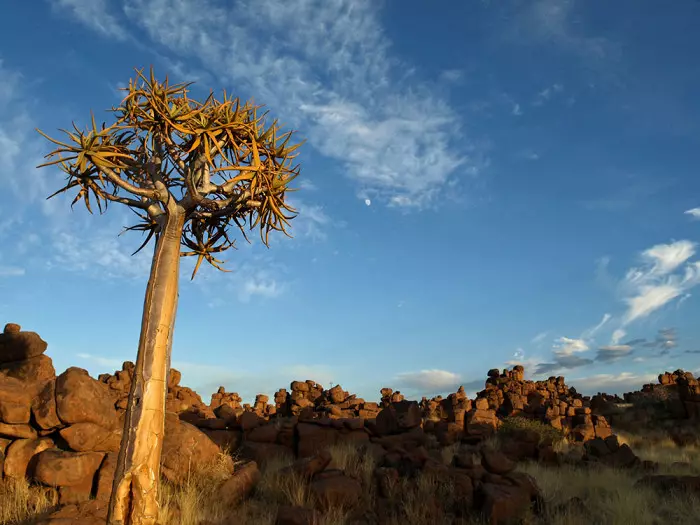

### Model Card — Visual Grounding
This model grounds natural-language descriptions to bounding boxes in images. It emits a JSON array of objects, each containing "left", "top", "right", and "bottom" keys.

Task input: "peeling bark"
[{"left": 107, "top": 210, "right": 185, "bottom": 525}]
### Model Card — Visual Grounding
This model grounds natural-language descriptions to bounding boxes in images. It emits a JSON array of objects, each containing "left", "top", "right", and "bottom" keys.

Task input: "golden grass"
[
  {"left": 0, "top": 477, "right": 57, "bottom": 525},
  {"left": 2, "top": 424, "right": 700, "bottom": 525}
]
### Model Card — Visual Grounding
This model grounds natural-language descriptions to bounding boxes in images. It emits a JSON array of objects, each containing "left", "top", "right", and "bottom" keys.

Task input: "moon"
[{"left": 364, "top": 199, "right": 371, "bottom": 206}]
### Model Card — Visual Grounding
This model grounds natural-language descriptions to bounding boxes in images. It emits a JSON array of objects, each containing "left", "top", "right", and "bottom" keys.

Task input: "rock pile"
[
  {"left": 590, "top": 370, "right": 700, "bottom": 440},
  {"left": 0, "top": 324, "right": 222, "bottom": 510},
  {"left": 5, "top": 320, "right": 690, "bottom": 524}
]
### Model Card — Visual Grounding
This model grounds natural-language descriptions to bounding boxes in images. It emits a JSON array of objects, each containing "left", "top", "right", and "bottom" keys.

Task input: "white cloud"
[
  {"left": 512, "top": 103, "right": 522, "bottom": 116},
  {"left": 531, "top": 331, "right": 549, "bottom": 344},
  {"left": 394, "top": 369, "right": 463, "bottom": 393},
  {"left": 518, "top": 0, "right": 618, "bottom": 65},
  {"left": 239, "top": 274, "right": 284, "bottom": 302},
  {"left": 76, "top": 352, "right": 125, "bottom": 369},
  {"left": 90, "top": 0, "right": 483, "bottom": 210},
  {"left": 568, "top": 372, "right": 657, "bottom": 396},
  {"left": 439, "top": 69, "right": 463, "bottom": 83},
  {"left": 285, "top": 198, "right": 332, "bottom": 242},
  {"left": 533, "top": 83, "right": 564, "bottom": 106},
  {"left": 684, "top": 207, "right": 700, "bottom": 219},
  {"left": 47, "top": 224, "right": 153, "bottom": 280},
  {"left": 52, "top": 0, "right": 125, "bottom": 39},
  {"left": 596, "top": 345, "right": 633, "bottom": 362},
  {"left": 581, "top": 313, "right": 611, "bottom": 339},
  {"left": 620, "top": 240, "right": 700, "bottom": 325},
  {"left": 610, "top": 329, "right": 626, "bottom": 345},
  {"left": 0, "top": 266, "right": 25, "bottom": 277},
  {"left": 553, "top": 336, "right": 589, "bottom": 355}
]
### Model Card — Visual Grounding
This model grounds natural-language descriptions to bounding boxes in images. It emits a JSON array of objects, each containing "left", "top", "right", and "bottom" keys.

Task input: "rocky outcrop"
[{"left": 4, "top": 320, "right": 688, "bottom": 524}]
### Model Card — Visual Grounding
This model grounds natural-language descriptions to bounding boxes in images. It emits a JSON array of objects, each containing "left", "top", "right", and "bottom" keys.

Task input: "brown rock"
[
  {"left": 375, "top": 400, "right": 422, "bottom": 435},
  {"left": 477, "top": 482, "right": 533, "bottom": 524},
  {"left": 239, "top": 441, "right": 293, "bottom": 464},
  {"left": 161, "top": 412, "right": 221, "bottom": 484},
  {"left": 0, "top": 326, "right": 48, "bottom": 362},
  {"left": 95, "top": 452, "right": 117, "bottom": 501},
  {"left": 247, "top": 423, "right": 279, "bottom": 443},
  {"left": 0, "top": 355, "right": 55, "bottom": 394},
  {"left": 309, "top": 472, "right": 362, "bottom": 509},
  {"left": 33, "top": 449, "right": 105, "bottom": 487},
  {"left": 286, "top": 449, "right": 332, "bottom": 479},
  {"left": 55, "top": 368, "right": 118, "bottom": 429},
  {"left": 0, "top": 374, "right": 31, "bottom": 423},
  {"left": 59, "top": 475, "right": 94, "bottom": 505},
  {"left": 217, "top": 460, "right": 260, "bottom": 505},
  {"left": 59, "top": 423, "right": 122, "bottom": 452},
  {"left": 297, "top": 422, "right": 338, "bottom": 458},
  {"left": 32, "top": 379, "right": 62, "bottom": 430},
  {"left": 0, "top": 422, "right": 37, "bottom": 439},
  {"left": 3, "top": 437, "right": 53, "bottom": 478},
  {"left": 481, "top": 448, "right": 516, "bottom": 475},
  {"left": 32, "top": 500, "right": 108, "bottom": 525}
]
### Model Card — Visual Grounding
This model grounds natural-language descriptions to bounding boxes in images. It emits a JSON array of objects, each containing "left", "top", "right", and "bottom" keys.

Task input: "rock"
[
  {"left": 55, "top": 368, "right": 118, "bottom": 429},
  {"left": 0, "top": 355, "right": 55, "bottom": 394},
  {"left": 284, "top": 449, "right": 332, "bottom": 479},
  {"left": 217, "top": 460, "right": 260, "bottom": 506},
  {"left": 95, "top": 452, "right": 117, "bottom": 501},
  {"left": 32, "top": 379, "right": 62, "bottom": 430},
  {"left": 297, "top": 422, "right": 338, "bottom": 458},
  {"left": 477, "top": 482, "right": 534, "bottom": 524},
  {"left": 481, "top": 448, "right": 516, "bottom": 475},
  {"left": 3, "top": 437, "right": 54, "bottom": 479},
  {"left": 375, "top": 400, "right": 422, "bottom": 435},
  {"left": 32, "top": 500, "right": 108, "bottom": 525},
  {"left": 309, "top": 471, "right": 362, "bottom": 510},
  {"left": 59, "top": 422, "right": 122, "bottom": 452},
  {"left": 0, "top": 422, "right": 37, "bottom": 439},
  {"left": 161, "top": 412, "right": 221, "bottom": 484},
  {"left": 0, "top": 325, "right": 48, "bottom": 362},
  {"left": 0, "top": 374, "right": 32, "bottom": 423},
  {"left": 33, "top": 449, "right": 105, "bottom": 487}
]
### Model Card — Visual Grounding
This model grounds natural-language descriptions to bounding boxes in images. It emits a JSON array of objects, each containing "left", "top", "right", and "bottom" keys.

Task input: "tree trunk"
[{"left": 108, "top": 210, "right": 185, "bottom": 525}]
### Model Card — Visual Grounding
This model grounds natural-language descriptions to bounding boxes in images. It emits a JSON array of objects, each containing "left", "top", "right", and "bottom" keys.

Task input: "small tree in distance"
[{"left": 36, "top": 67, "right": 304, "bottom": 525}]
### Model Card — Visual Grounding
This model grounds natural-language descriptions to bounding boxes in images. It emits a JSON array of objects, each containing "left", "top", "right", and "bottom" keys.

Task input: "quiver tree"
[{"left": 36, "top": 67, "right": 304, "bottom": 525}]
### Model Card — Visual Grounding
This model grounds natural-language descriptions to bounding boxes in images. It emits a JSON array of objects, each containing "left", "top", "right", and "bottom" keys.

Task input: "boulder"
[
  {"left": 161, "top": 412, "right": 221, "bottom": 484},
  {"left": 0, "top": 324, "right": 48, "bottom": 362},
  {"left": 55, "top": 368, "right": 118, "bottom": 429}
]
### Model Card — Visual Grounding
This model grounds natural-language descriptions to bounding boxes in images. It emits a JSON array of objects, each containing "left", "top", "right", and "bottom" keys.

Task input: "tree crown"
[{"left": 37, "top": 67, "right": 304, "bottom": 278}]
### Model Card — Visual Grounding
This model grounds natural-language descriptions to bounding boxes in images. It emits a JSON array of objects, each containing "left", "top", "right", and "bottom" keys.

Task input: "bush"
[{"left": 498, "top": 416, "right": 566, "bottom": 446}]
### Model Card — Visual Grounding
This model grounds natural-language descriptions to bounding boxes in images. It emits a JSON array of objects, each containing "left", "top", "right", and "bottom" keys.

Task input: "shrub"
[{"left": 498, "top": 416, "right": 566, "bottom": 446}]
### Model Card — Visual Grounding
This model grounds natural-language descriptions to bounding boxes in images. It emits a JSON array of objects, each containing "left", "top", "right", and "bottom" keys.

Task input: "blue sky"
[{"left": 1, "top": 0, "right": 700, "bottom": 403}]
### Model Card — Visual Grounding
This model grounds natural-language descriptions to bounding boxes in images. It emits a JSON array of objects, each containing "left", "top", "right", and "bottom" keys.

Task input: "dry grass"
[
  {"left": 0, "top": 477, "right": 57, "bottom": 525},
  {"left": 2, "top": 425, "right": 700, "bottom": 525}
]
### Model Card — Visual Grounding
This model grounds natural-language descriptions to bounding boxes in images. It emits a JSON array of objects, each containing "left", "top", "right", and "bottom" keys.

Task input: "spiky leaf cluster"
[{"left": 37, "top": 67, "right": 304, "bottom": 278}]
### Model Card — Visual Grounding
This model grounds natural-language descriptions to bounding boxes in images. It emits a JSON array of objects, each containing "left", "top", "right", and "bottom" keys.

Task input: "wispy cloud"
[
  {"left": 393, "top": 369, "right": 484, "bottom": 397},
  {"left": 63, "top": 0, "right": 483, "bottom": 210},
  {"left": 581, "top": 313, "right": 611, "bottom": 339},
  {"left": 0, "top": 266, "right": 25, "bottom": 277},
  {"left": 684, "top": 207, "right": 700, "bottom": 219},
  {"left": 518, "top": 0, "right": 619, "bottom": 65},
  {"left": 535, "top": 336, "right": 593, "bottom": 374},
  {"left": 595, "top": 345, "right": 633, "bottom": 362},
  {"left": 620, "top": 240, "right": 700, "bottom": 325},
  {"left": 533, "top": 83, "right": 564, "bottom": 106},
  {"left": 568, "top": 371, "right": 657, "bottom": 396},
  {"left": 51, "top": 0, "right": 125, "bottom": 39},
  {"left": 531, "top": 331, "right": 549, "bottom": 344}
]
